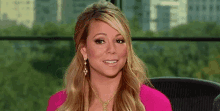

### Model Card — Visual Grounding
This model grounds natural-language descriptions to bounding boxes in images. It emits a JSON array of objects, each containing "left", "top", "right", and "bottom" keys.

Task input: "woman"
[{"left": 47, "top": 0, "right": 172, "bottom": 111}]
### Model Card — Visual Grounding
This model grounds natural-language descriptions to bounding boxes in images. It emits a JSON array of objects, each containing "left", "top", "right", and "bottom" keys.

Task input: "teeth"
[{"left": 104, "top": 61, "right": 117, "bottom": 63}]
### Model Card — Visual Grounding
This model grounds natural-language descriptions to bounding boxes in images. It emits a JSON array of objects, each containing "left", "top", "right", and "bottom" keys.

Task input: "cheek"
[
  {"left": 88, "top": 46, "right": 105, "bottom": 58},
  {"left": 120, "top": 46, "right": 128, "bottom": 57}
]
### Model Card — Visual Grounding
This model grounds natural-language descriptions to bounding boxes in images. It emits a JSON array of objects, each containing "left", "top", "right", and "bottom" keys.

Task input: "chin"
[{"left": 103, "top": 70, "right": 122, "bottom": 78}]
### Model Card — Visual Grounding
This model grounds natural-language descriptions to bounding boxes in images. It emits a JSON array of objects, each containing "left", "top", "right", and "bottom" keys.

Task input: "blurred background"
[{"left": 0, "top": 0, "right": 220, "bottom": 110}]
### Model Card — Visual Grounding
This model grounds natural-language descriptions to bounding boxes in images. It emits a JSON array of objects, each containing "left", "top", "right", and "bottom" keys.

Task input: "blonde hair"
[{"left": 56, "top": 0, "right": 154, "bottom": 111}]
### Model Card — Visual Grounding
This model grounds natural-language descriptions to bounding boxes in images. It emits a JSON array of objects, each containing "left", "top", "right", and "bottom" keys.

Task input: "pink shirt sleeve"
[
  {"left": 46, "top": 90, "right": 67, "bottom": 111},
  {"left": 140, "top": 84, "right": 173, "bottom": 111}
]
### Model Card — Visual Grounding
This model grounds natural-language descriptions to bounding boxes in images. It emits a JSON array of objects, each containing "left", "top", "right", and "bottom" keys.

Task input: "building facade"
[
  {"left": 61, "top": 0, "right": 99, "bottom": 24},
  {"left": 187, "top": 0, "right": 220, "bottom": 24},
  {"left": 34, "top": 0, "right": 59, "bottom": 26},
  {"left": 0, "top": 0, "right": 60, "bottom": 29},
  {"left": 1, "top": 0, "right": 220, "bottom": 31},
  {"left": 122, "top": 0, "right": 184, "bottom": 32},
  {"left": 122, "top": 0, "right": 151, "bottom": 31},
  {"left": 0, "top": 0, "right": 35, "bottom": 28},
  {"left": 156, "top": 5, "right": 171, "bottom": 31},
  {"left": 152, "top": 0, "right": 187, "bottom": 32},
  {"left": 60, "top": 0, "right": 188, "bottom": 32},
  {"left": 147, "top": 0, "right": 187, "bottom": 32}
]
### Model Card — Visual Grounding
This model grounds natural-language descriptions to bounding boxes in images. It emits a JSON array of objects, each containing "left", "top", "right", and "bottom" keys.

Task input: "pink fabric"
[{"left": 47, "top": 84, "right": 173, "bottom": 111}]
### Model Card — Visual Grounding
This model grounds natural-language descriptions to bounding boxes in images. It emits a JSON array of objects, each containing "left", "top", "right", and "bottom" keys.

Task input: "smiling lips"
[
  {"left": 103, "top": 59, "right": 118, "bottom": 63},
  {"left": 104, "top": 60, "right": 118, "bottom": 63},
  {"left": 103, "top": 60, "right": 118, "bottom": 67}
]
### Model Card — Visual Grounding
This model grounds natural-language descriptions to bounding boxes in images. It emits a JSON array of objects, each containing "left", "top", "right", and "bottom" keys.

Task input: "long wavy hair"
[{"left": 56, "top": 0, "right": 155, "bottom": 111}]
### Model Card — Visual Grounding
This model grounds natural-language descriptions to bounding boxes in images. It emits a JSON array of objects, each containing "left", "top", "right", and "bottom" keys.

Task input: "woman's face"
[{"left": 80, "top": 20, "right": 127, "bottom": 78}]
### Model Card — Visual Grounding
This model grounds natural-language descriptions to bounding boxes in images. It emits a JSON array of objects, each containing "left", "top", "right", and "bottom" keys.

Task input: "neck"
[{"left": 89, "top": 71, "right": 122, "bottom": 102}]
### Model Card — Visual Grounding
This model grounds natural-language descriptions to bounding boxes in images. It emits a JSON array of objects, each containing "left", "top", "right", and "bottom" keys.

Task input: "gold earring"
[{"left": 83, "top": 59, "right": 88, "bottom": 76}]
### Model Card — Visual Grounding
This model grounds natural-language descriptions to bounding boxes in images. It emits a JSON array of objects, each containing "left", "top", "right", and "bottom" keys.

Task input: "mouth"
[
  {"left": 103, "top": 60, "right": 118, "bottom": 67},
  {"left": 103, "top": 60, "right": 118, "bottom": 63}
]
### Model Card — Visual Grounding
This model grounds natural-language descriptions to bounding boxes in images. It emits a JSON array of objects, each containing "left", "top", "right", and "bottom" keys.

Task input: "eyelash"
[{"left": 95, "top": 39, "right": 125, "bottom": 44}]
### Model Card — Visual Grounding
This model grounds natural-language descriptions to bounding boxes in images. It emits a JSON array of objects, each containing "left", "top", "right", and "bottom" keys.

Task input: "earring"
[{"left": 83, "top": 59, "right": 88, "bottom": 76}]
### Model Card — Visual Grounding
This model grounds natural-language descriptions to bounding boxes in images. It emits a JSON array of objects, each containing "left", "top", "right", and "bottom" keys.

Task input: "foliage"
[
  {"left": 31, "top": 22, "right": 44, "bottom": 36},
  {"left": 0, "top": 19, "right": 17, "bottom": 30},
  {"left": 0, "top": 24, "right": 31, "bottom": 36},
  {"left": 0, "top": 59, "right": 63, "bottom": 111},
  {"left": 129, "top": 15, "right": 146, "bottom": 37}
]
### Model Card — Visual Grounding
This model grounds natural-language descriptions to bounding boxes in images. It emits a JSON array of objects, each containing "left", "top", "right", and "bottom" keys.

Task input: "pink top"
[{"left": 47, "top": 84, "right": 173, "bottom": 111}]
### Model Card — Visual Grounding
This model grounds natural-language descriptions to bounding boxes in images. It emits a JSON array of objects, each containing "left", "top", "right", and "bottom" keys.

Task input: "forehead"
[{"left": 88, "top": 20, "right": 119, "bottom": 33}]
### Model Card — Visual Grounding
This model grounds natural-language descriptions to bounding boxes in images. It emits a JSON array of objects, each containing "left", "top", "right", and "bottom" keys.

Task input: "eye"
[
  {"left": 95, "top": 39, "right": 105, "bottom": 44},
  {"left": 95, "top": 39, "right": 125, "bottom": 44},
  {"left": 117, "top": 39, "right": 125, "bottom": 44}
]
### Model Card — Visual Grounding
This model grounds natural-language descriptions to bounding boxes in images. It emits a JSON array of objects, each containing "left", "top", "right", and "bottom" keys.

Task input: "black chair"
[
  {"left": 147, "top": 77, "right": 220, "bottom": 111},
  {"left": 212, "top": 93, "right": 220, "bottom": 111}
]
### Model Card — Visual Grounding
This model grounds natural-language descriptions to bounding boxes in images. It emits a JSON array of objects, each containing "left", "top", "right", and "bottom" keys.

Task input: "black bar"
[
  {"left": 110, "top": 0, "right": 115, "bottom": 4},
  {"left": 120, "top": 0, "right": 122, "bottom": 11},
  {"left": 0, "top": 36, "right": 220, "bottom": 41}
]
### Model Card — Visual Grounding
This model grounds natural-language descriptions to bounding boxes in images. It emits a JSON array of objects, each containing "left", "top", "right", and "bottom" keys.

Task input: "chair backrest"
[
  {"left": 212, "top": 93, "right": 220, "bottom": 111},
  {"left": 147, "top": 77, "right": 220, "bottom": 111}
]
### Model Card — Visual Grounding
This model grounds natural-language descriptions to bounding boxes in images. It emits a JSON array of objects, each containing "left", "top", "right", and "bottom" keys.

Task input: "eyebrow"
[{"left": 93, "top": 33, "right": 121, "bottom": 38}]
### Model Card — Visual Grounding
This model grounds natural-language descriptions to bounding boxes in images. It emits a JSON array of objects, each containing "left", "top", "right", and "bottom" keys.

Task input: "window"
[
  {"left": 43, "top": 7, "right": 49, "bottom": 14},
  {"left": 36, "top": 3, "right": 41, "bottom": 8},
  {"left": 203, "top": 16, "right": 206, "bottom": 21},
  {"left": 203, "top": 5, "right": 206, "bottom": 11},
  {"left": 163, "top": 13, "right": 169, "bottom": 18},
  {"left": 41, "top": 17, "right": 44, "bottom": 21},
  {"left": 188, "top": 15, "right": 192, "bottom": 21},
  {"left": 196, "top": 6, "right": 199, "bottom": 11},
  {"left": 196, "top": 15, "right": 199, "bottom": 20},
  {"left": 2, "top": 0, "right": 220, "bottom": 102},
  {"left": 210, "top": 5, "right": 213, "bottom": 11},
  {"left": 147, "top": 12, "right": 150, "bottom": 16},
  {"left": 189, "top": 6, "right": 193, "bottom": 11}
]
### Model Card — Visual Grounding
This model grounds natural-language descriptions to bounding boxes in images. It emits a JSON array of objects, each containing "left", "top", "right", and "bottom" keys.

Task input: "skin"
[{"left": 80, "top": 20, "right": 128, "bottom": 110}]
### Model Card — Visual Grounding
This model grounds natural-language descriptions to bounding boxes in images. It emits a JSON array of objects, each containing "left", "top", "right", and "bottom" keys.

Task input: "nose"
[{"left": 107, "top": 41, "right": 116, "bottom": 54}]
